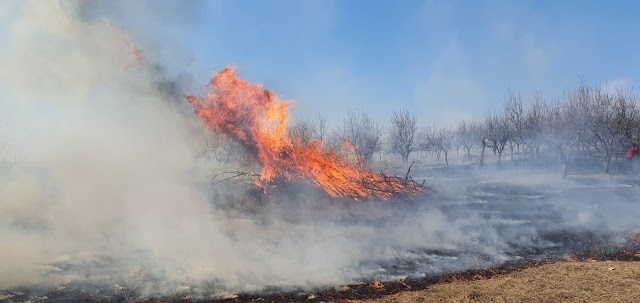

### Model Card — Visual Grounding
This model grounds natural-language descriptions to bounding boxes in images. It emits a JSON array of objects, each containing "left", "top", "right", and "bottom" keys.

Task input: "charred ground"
[{"left": 3, "top": 161, "right": 640, "bottom": 303}]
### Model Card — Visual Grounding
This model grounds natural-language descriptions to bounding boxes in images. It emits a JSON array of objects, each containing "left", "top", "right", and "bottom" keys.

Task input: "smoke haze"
[{"left": 1, "top": 1, "right": 639, "bottom": 300}]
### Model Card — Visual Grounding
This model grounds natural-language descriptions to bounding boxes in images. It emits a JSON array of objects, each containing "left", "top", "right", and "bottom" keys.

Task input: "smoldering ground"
[{"left": 1, "top": 1, "right": 640, "bottom": 301}]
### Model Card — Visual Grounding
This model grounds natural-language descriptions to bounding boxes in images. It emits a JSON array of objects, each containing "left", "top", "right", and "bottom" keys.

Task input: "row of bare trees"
[
  {"left": 451, "top": 83, "right": 638, "bottom": 175},
  {"left": 199, "top": 81, "right": 639, "bottom": 177},
  {"left": 287, "top": 82, "right": 639, "bottom": 176}
]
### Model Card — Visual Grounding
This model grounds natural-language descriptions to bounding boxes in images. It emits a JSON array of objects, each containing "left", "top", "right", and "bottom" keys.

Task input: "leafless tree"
[
  {"left": 539, "top": 91, "right": 586, "bottom": 178},
  {"left": 505, "top": 134, "right": 518, "bottom": 161},
  {"left": 389, "top": 108, "right": 418, "bottom": 167},
  {"left": 626, "top": 102, "right": 640, "bottom": 146},
  {"left": 453, "top": 134, "right": 463, "bottom": 158},
  {"left": 416, "top": 124, "right": 448, "bottom": 164},
  {"left": 522, "top": 93, "right": 545, "bottom": 160},
  {"left": 483, "top": 113, "right": 512, "bottom": 165},
  {"left": 332, "top": 109, "right": 384, "bottom": 166},
  {"left": 456, "top": 120, "right": 475, "bottom": 160},
  {"left": 578, "top": 84, "right": 638, "bottom": 173},
  {"left": 434, "top": 128, "right": 455, "bottom": 166},
  {"left": 289, "top": 113, "right": 327, "bottom": 146},
  {"left": 416, "top": 125, "right": 434, "bottom": 160},
  {"left": 430, "top": 132, "right": 444, "bottom": 164},
  {"left": 470, "top": 121, "right": 490, "bottom": 166},
  {"left": 504, "top": 91, "right": 525, "bottom": 161}
]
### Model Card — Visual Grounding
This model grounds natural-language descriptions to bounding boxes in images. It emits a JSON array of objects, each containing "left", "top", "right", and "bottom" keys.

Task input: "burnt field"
[
  {"left": 4, "top": 2, "right": 640, "bottom": 303},
  {"left": 3, "top": 164, "right": 640, "bottom": 303}
]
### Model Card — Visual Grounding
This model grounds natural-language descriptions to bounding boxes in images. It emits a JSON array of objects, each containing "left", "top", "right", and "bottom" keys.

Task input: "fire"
[
  {"left": 183, "top": 67, "right": 424, "bottom": 201},
  {"left": 369, "top": 281, "right": 384, "bottom": 289}
]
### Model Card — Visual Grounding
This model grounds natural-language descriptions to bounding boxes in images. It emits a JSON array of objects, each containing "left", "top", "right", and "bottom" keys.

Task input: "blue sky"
[
  {"left": 174, "top": 0, "right": 640, "bottom": 126},
  {"left": 5, "top": 0, "right": 640, "bottom": 127}
]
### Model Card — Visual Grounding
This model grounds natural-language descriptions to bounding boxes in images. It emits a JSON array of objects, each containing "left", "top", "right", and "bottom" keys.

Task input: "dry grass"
[{"left": 357, "top": 261, "right": 640, "bottom": 303}]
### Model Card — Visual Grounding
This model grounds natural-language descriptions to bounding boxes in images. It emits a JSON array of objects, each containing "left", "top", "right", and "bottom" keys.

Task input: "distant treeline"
[{"left": 286, "top": 82, "right": 639, "bottom": 177}]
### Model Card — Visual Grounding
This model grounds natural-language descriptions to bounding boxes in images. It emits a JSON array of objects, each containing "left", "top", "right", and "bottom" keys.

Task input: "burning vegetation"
[
  {"left": 183, "top": 67, "right": 425, "bottom": 201},
  {"left": 5, "top": 3, "right": 640, "bottom": 303}
]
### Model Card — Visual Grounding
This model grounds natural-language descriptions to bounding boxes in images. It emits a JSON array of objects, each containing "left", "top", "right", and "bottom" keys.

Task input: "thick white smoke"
[
  {"left": 0, "top": 0, "right": 221, "bottom": 289},
  {"left": 0, "top": 0, "right": 393, "bottom": 293},
  {"left": 1, "top": 1, "right": 639, "bottom": 300}
]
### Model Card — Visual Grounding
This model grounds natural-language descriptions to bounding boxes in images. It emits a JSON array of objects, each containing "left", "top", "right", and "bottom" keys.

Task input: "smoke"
[
  {"left": 0, "top": 0, "right": 214, "bottom": 290},
  {"left": 1, "top": 1, "right": 639, "bottom": 300},
  {"left": 0, "top": 0, "right": 378, "bottom": 293}
]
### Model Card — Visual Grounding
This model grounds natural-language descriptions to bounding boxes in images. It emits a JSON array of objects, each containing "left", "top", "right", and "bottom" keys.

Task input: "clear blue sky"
[{"left": 7, "top": 0, "right": 640, "bottom": 126}]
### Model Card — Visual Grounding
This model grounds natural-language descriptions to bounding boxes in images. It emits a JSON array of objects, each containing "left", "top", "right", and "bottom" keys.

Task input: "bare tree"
[
  {"left": 505, "top": 134, "right": 518, "bottom": 161},
  {"left": 389, "top": 108, "right": 418, "bottom": 167},
  {"left": 333, "top": 109, "right": 384, "bottom": 166},
  {"left": 471, "top": 121, "right": 489, "bottom": 166},
  {"left": 456, "top": 120, "right": 475, "bottom": 160},
  {"left": 312, "top": 113, "right": 328, "bottom": 142},
  {"left": 579, "top": 84, "right": 638, "bottom": 173},
  {"left": 435, "top": 128, "right": 455, "bottom": 166},
  {"left": 289, "top": 113, "right": 327, "bottom": 146},
  {"left": 417, "top": 125, "right": 447, "bottom": 164},
  {"left": 626, "top": 101, "right": 640, "bottom": 146},
  {"left": 504, "top": 91, "right": 527, "bottom": 161},
  {"left": 430, "top": 131, "right": 444, "bottom": 164},
  {"left": 539, "top": 93, "right": 585, "bottom": 178},
  {"left": 483, "top": 113, "right": 512, "bottom": 165},
  {"left": 522, "top": 93, "right": 545, "bottom": 160},
  {"left": 416, "top": 125, "right": 434, "bottom": 160}
]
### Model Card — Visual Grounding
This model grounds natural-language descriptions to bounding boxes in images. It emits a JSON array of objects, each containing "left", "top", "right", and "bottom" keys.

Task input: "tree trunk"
[
  {"left": 444, "top": 152, "right": 449, "bottom": 167},
  {"left": 604, "top": 155, "right": 611, "bottom": 174},
  {"left": 480, "top": 144, "right": 486, "bottom": 167},
  {"left": 497, "top": 151, "right": 503, "bottom": 165},
  {"left": 510, "top": 147, "right": 514, "bottom": 161},
  {"left": 466, "top": 148, "right": 471, "bottom": 160},
  {"left": 559, "top": 148, "right": 568, "bottom": 178}
]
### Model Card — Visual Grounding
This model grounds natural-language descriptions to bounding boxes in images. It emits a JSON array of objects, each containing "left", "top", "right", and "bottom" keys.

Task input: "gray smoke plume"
[{"left": 0, "top": 0, "right": 385, "bottom": 294}]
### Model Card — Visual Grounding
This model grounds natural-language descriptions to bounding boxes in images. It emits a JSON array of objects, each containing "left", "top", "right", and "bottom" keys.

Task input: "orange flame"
[
  {"left": 369, "top": 281, "right": 384, "bottom": 289},
  {"left": 184, "top": 67, "right": 424, "bottom": 201}
]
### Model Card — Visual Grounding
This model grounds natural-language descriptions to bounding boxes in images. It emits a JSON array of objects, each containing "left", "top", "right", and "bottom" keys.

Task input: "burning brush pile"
[{"left": 183, "top": 67, "right": 425, "bottom": 202}]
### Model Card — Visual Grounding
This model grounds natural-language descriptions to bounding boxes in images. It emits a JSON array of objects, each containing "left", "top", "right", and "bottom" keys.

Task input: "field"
[
  {"left": 355, "top": 155, "right": 640, "bottom": 303},
  {"left": 3, "top": 153, "right": 640, "bottom": 303},
  {"left": 359, "top": 260, "right": 640, "bottom": 303}
]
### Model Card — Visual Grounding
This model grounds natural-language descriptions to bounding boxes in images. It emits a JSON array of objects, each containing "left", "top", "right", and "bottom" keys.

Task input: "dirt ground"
[{"left": 357, "top": 261, "right": 640, "bottom": 303}]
